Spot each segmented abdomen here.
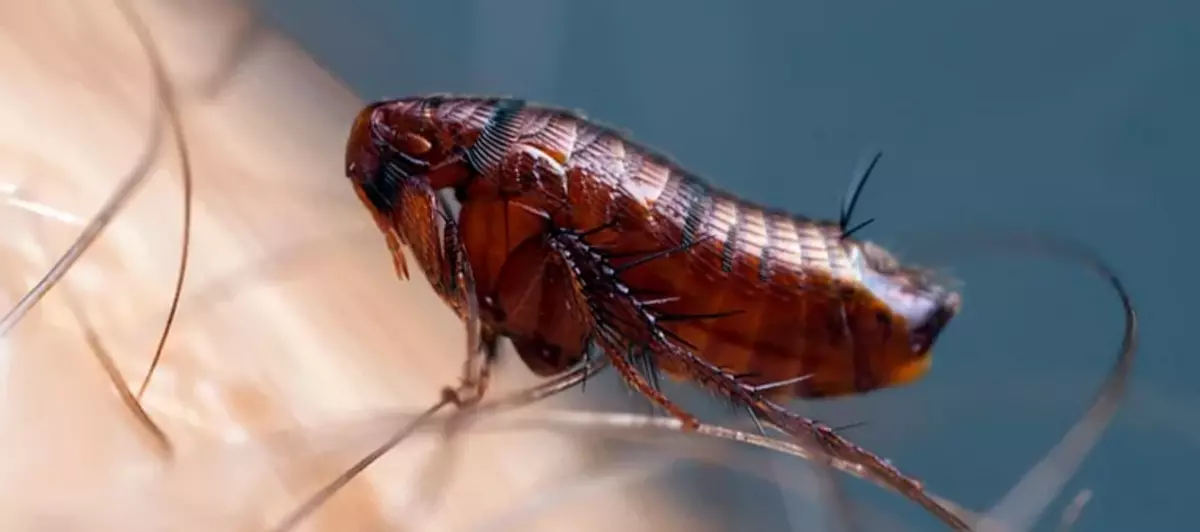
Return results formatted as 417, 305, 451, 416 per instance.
443, 97, 908, 397
437, 98, 858, 278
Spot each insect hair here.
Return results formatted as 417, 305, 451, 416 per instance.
839, 150, 882, 240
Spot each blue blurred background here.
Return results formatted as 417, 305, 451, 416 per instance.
255, 1, 1196, 530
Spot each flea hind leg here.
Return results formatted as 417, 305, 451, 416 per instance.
539, 226, 701, 430
604, 342, 700, 429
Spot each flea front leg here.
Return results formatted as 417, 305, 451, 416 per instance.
433, 196, 504, 409
443, 325, 500, 408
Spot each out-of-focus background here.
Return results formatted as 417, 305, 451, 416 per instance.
1, 0, 1195, 531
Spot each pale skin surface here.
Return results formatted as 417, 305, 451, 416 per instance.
0, 1, 703, 530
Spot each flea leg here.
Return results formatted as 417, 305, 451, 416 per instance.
534, 227, 701, 429
442, 325, 500, 409
601, 335, 700, 429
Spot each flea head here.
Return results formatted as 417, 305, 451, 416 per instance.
345, 101, 385, 184
344, 98, 461, 290
851, 240, 962, 387
344, 97, 462, 210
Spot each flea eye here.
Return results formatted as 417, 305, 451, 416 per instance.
399, 132, 432, 155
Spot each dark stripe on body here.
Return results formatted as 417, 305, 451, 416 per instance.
759, 213, 775, 282
679, 177, 712, 247
721, 202, 742, 273
464, 98, 526, 175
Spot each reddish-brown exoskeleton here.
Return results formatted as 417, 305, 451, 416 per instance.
346, 95, 961, 400
340, 95, 970, 529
